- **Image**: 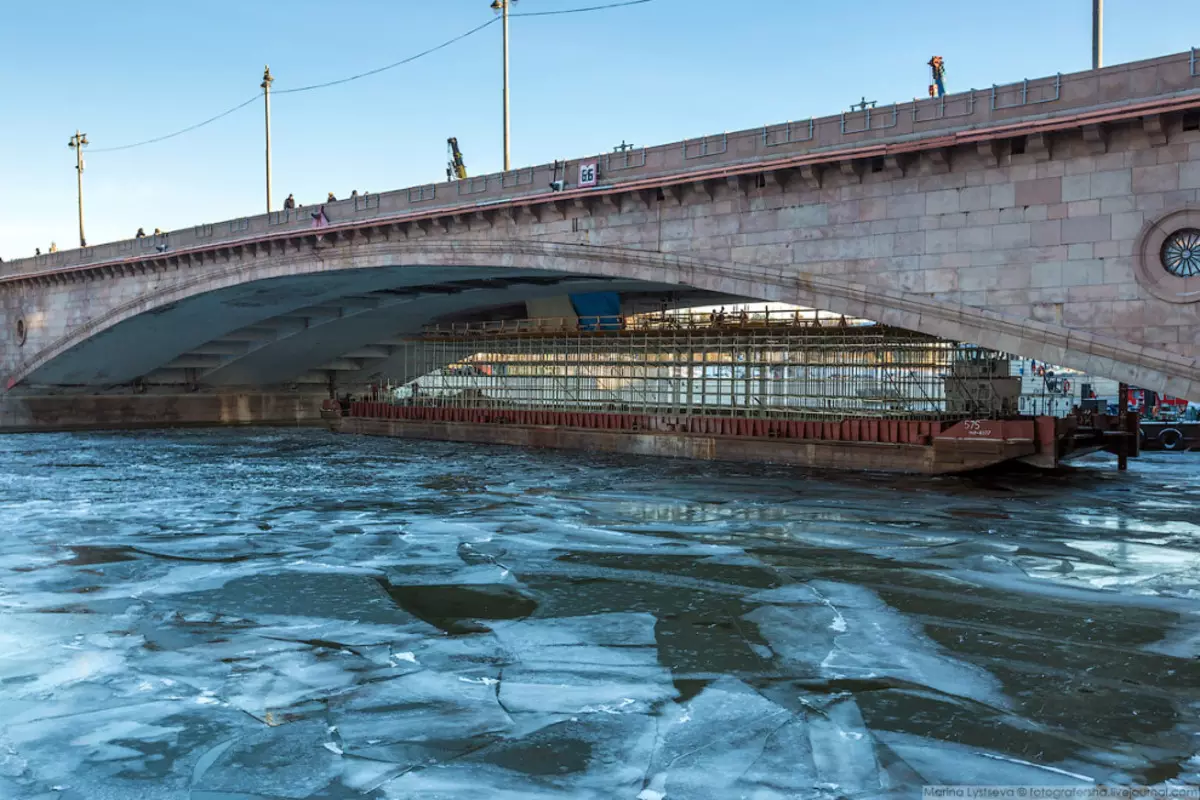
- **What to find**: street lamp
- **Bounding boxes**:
[491,0,517,171]
[262,65,274,213]
[67,131,89,248]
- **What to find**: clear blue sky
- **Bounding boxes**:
[1,0,1195,257]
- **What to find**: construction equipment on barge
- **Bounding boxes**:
[335,311,1139,474]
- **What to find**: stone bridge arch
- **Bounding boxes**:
[7,239,1196,399]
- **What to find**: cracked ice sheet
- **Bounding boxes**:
[192,719,345,799]
[379,713,658,799]
[876,730,1102,786]
[0,561,271,612]
[746,581,1010,709]
[130,625,403,724]
[3,699,207,795]
[489,613,674,715]
[640,677,896,799]
[490,611,658,652]
[333,668,514,760]
[249,614,437,661]
[0,613,116,684]
[218,647,366,722]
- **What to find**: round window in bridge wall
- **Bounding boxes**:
[1161,228,1200,277]
[1135,207,1200,304]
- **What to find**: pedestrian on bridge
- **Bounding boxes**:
[135,228,146,239]
[327,192,337,203]
[283,194,296,211]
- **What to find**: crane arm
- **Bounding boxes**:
[447,137,468,181]
[928,56,946,98]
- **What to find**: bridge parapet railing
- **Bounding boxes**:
[3,49,1199,278]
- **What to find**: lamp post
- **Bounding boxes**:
[67,131,89,248]
[491,0,517,171]
[1092,0,1103,69]
[262,65,274,213]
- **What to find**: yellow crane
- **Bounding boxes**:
[446,137,468,181]
[928,56,946,97]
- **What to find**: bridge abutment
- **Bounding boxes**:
[0,390,325,433]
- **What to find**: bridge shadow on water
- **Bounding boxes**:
[0,427,1196,796]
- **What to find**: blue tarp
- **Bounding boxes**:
[570,292,621,330]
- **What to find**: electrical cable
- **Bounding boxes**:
[510,0,652,17]
[88,0,654,152]
[88,94,262,153]
[273,16,499,95]
[277,0,654,95]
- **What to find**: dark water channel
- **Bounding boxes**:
[0,428,1197,798]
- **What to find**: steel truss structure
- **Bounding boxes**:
[380,311,1026,420]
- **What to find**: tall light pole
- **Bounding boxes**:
[262,66,275,213]
[67,131,88,248]
[491,0,517,171]
[1092,0,1103,70]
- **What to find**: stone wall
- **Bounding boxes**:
[529,120,1200,364]
[0,391,325,432]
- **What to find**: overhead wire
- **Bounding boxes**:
[510,0,652,16]
[273,16,499,95]
[87,0,654,153]
[88,94,262,153]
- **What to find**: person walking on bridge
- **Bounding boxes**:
[327,192,337,203]
[135,228,146,239]
[283,194,296,211]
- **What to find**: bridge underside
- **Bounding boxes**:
[19,267,726,394]
[1,263,738,430]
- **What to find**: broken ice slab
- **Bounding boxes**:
[334,668,512,750]
[190,719,345,798]
[746,580,1010,709]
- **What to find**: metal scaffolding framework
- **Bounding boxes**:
[378,311,1027,420]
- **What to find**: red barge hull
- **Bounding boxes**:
[335,403,1138,475]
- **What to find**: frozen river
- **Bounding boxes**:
[0,428,1197,798]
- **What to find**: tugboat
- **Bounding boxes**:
[1135,393,1200,451]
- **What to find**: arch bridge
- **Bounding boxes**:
[3,50,1200,429]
